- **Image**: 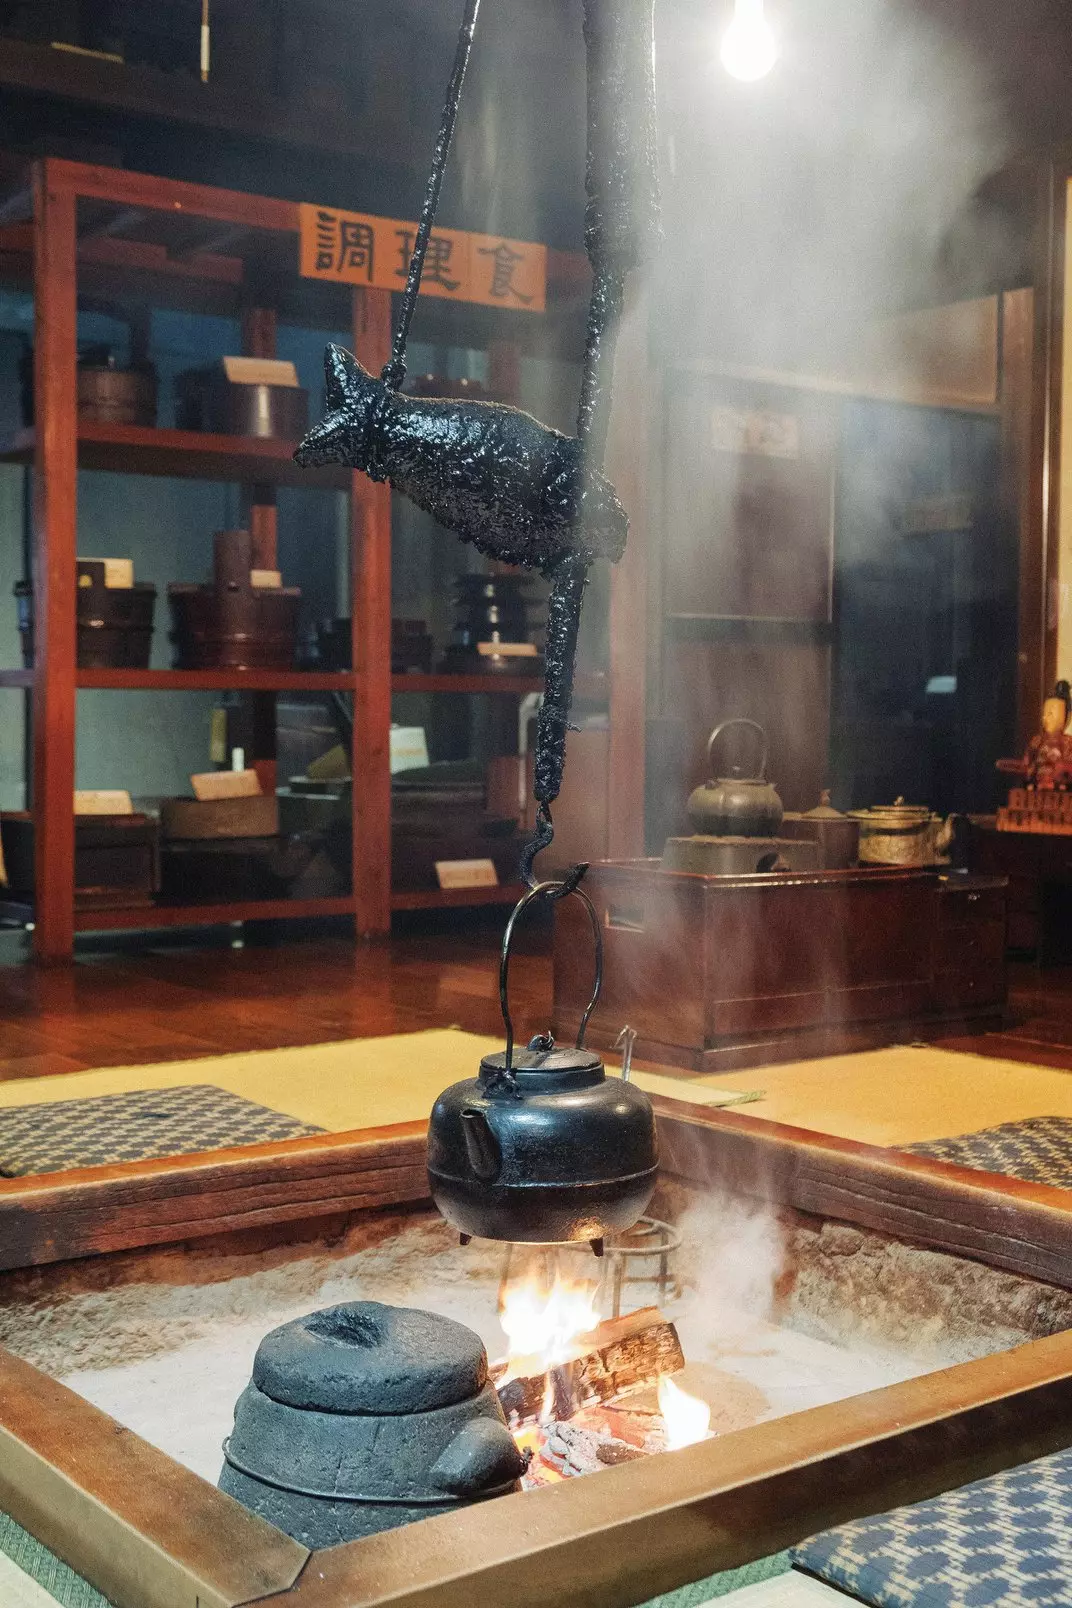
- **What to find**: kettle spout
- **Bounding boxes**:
[429,1417,527,1497]
[461,1109,502,1183]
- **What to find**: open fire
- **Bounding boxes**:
[494,1261,711,1483]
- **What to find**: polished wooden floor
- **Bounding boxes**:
[0,918,1070,1082]
[0,917,554,1081]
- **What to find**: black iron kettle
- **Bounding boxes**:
[427,880,658,1253]
[686,718,784,838]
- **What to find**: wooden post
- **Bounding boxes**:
[350,288,393,936]
[31,162,78,964]
[240,306,279,796]
[239,305,279,570]
[488,339,521,406]
[1002,288,1041,750]
[604,282,650,859]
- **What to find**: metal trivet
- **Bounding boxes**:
[589,1215,683,1319]
[499,1215,682,1321]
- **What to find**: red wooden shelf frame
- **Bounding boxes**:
[390,883,528,911]
[15,157,647,962]
[77,669,357,692]
[0,422,350,490]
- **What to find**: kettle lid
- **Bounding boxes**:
[480,1045,604,1091]
[251,1302,488,1414]
[803,789,845,820]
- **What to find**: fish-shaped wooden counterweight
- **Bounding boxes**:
[294,345,628,574]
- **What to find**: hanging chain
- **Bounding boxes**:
[381,0,483,392]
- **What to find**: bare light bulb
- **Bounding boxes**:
[720,0,778,81]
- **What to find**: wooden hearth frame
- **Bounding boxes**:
[6,1098,1072,1291]
[5,1103,1072,1605]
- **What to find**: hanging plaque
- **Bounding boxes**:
[299,204,547,313]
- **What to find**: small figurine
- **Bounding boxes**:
[1024,680,1072,790]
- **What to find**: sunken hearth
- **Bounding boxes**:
[8,1173,1066,1527]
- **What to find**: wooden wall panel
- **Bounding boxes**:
[659,638,832,819]
[663,380,836,624]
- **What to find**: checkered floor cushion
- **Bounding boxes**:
[0,1085,324,1175]
[905,1116,1072,1188]
[793,1445,1072,1607]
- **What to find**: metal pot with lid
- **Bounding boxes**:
[220,1301,526,1545]
[427,880,658,1252]
[686,719,785,838]
[847,798,952,867]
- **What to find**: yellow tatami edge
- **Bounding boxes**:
[0,1028,756,1137]
[0,1030,1067,1148]
[699,1042,1072,1146]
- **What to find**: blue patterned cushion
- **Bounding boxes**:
[905,1117,1072,1188]
[793,1446,1072,1607]
[0,1085,324,1176]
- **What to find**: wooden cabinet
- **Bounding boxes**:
[553,864,1008,1073]
[964,818,1072,960]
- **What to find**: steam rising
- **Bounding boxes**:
[673,1192,786,1344]
[657,0,1009,370]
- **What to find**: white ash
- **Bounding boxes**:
[539,1419,652,1477]
[0,1209,952,1486]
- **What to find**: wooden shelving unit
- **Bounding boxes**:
[77,669,357,692]
[3,157,647,962]
[0,423,351,488]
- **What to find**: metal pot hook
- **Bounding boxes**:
[499,877,603,1072]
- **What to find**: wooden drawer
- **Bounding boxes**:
[934,963,1006,1013]
[938,884,1007,929]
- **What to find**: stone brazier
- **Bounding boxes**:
[219,1301,525,1545]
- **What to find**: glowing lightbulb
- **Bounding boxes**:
[720,0,778,82]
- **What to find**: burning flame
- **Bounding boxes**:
[498,1272,600,1381]
[658,1374,712,1450]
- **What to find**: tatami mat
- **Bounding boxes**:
[698,1044,1072,1147]
[0,1552,69,1608]
[712,1576,852,1607]
[0,1031,1068,1153]
[0,1030,758,1139]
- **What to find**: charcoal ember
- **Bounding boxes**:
[597,1440,646,1466]
[572,1402,659,1448]
[540,1419,648,1477]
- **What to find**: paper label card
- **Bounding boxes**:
[190,770,263,801]
[435,858,500,890]
[712,406,800,460]
[103,558,134,589]
[476,641,538,657]
[390,726,430,775]
[221,356,301,387]
[75,790,133,815]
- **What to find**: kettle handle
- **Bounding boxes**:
[707,718,768,779]
[500,879,602,1072]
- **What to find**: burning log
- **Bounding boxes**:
[495,1306,685,1424]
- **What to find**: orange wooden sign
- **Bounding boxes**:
[299,204,546,313]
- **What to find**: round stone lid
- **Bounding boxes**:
[251,1301,488,1415]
